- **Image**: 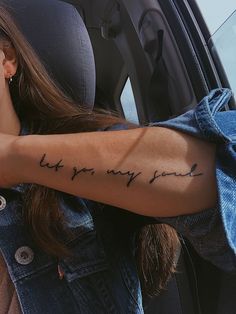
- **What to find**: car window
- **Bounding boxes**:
[210,10,236,95]
[120,78,139,124]
[195,0,236,95]
[196,0,235,34]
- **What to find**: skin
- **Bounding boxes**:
[0,43,20,135]
[0,42,217,217]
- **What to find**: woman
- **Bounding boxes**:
[0,5,235,314]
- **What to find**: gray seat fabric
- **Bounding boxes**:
[2,0,96,109]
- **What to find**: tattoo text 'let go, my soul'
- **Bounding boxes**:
[39,153,203,187]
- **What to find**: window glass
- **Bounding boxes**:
[196,0,235,34]
[195,1,236,94]
[211,10,236,94]
[120,78,139,124]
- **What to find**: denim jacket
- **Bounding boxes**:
[0,88,235,313]
[153,88,236,273]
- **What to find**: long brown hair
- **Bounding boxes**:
[0,5,179,296]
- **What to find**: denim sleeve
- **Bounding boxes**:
[150,88,236,272]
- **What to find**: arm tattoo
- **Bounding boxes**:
[39,153,64,172]
[71,166,95,181]
[149,163,203,184]
[38,154,203,188]
[106,170,142,187]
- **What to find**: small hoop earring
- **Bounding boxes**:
[8,76,13,85]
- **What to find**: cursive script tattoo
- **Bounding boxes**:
[39,154,64,172]
[71,166,95,181]
[149,163,203,184]
[106,169,142,187]
[38,154,203,189]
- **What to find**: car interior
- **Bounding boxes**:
[2,0,235,313]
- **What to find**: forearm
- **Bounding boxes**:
[12,127,217,217]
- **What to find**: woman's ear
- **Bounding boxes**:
[2,44,18,80]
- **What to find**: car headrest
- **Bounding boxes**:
[2,0,96,109]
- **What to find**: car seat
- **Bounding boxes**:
[2,0,96,109]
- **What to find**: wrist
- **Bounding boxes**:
[9,135,34,186]
[0,134,23,188]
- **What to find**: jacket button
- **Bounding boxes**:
[15,246,34,265]
[0,196,6,211]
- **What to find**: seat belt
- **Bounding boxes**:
[177,239,202,314]
[143,243,198,314]
[138,9,172,121]
[147,30,172,121]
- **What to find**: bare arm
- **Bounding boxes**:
[8,126,217,217]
